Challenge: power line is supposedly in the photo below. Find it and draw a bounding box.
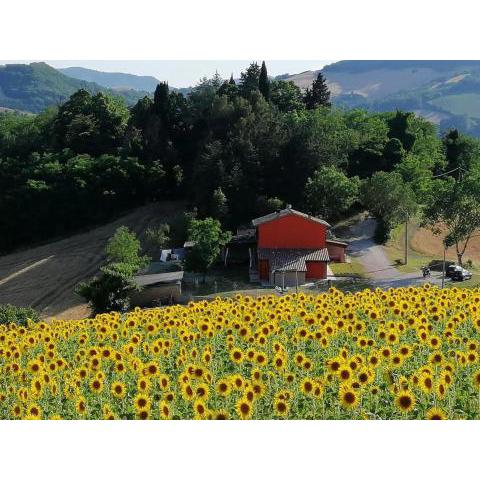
[432,166,468,179]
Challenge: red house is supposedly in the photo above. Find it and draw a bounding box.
[251,206,347,286]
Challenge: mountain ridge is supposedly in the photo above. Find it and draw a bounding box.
[0,62,149,113]
[59,66,161,92]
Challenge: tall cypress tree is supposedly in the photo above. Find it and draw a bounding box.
[153,82,170,117]
[304,72,331,109]
[259,61,270,100]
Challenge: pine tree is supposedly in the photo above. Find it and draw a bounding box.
[304,72,331,109]
[259,61,270,100]
[239,62,261,97]
[229,74,236,85]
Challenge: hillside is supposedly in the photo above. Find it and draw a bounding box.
[59,66,160,92]
[281,60,480,135]
[0,62,149,113]
[0,202,185,319]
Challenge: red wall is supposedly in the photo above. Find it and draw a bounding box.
[306,261,326,280]
[326,243,346,262]
[257,215,327,249]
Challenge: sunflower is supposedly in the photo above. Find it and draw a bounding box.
[426,407,447,420]
[134,393,151,412]
[215,379,232,397]
[111,381,126,399]
[418,372,434,394]
[159,401,172,420]
[195,383,210,399]
[255,352,268,366]
[193,399,209,419]
[230,374,245,390]
[300,377,315,395]
[136,409,150,420]
[274,398,290,417]
[339,384,359,409]
[229,348,243,364]
[75,396,87,415]
[213,409,229,420]
[11,403,23,418]
[394,391,416,413]
[337,366,352,382]
[103,404,116,420]
[181,383,195,401]
[236,398,253,420]
[163,391,175,403]
[436,382,447,400]
[137,376,151,392]
[89,378,104,394]
[25,403,42,420]
[472,370,480,390]
[27,359,42,374]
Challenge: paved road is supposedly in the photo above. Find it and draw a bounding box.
[342,217,445,288]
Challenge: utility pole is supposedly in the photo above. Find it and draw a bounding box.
[404,217,408,265]
[441,245,446,288]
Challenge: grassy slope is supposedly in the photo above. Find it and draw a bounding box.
[329,260,366,278]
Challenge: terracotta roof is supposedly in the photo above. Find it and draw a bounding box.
[251,207,330,228]
[258,248,330,271]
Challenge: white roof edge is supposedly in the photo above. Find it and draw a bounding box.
[252,208,331,228]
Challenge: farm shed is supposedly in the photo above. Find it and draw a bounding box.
[131,271,183,306]
[251,206,336,286]
[326,239,348,263]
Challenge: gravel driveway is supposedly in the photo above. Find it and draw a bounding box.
[342,217,444,288]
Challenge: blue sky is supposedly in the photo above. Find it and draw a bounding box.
[1,60,331,88]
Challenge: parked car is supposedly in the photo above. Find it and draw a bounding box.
[451,267,472,282]
[446,265,461,278]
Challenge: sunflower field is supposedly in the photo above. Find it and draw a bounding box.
[1,285,480,420]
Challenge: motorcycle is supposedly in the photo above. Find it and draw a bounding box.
[421,266,431,278]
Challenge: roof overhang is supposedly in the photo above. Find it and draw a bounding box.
[252,207,330,228]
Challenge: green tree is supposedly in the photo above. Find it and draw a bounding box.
[185,218,232,279]
[76,227,150,314]
[145,224,170,255]
[305,166,360,220]
[361,171,418,242]
[270,80,304,113]
[304,72,331,109]
[443,128,480,173]
[239,62,261,98]
[386,110,416,152]
[54,90,129,156]
[422,170,480,266]
[258,61,270,101]
[211,187,229,220]
[105,226,149,268]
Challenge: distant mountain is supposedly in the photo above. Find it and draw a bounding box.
[0,62,150,113]
[280,60,480,136]
[59,66,160,92]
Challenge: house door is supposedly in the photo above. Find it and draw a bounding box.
[259,260,269,280]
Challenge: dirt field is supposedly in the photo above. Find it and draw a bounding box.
[410,224,480,264]
[0,202,185,320]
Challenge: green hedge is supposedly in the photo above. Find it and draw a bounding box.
[0,304,40,326]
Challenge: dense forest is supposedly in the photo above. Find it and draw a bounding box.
[1,61,480,254]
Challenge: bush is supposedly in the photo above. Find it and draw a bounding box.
[374,217,393,244]
[0,304,40,326]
